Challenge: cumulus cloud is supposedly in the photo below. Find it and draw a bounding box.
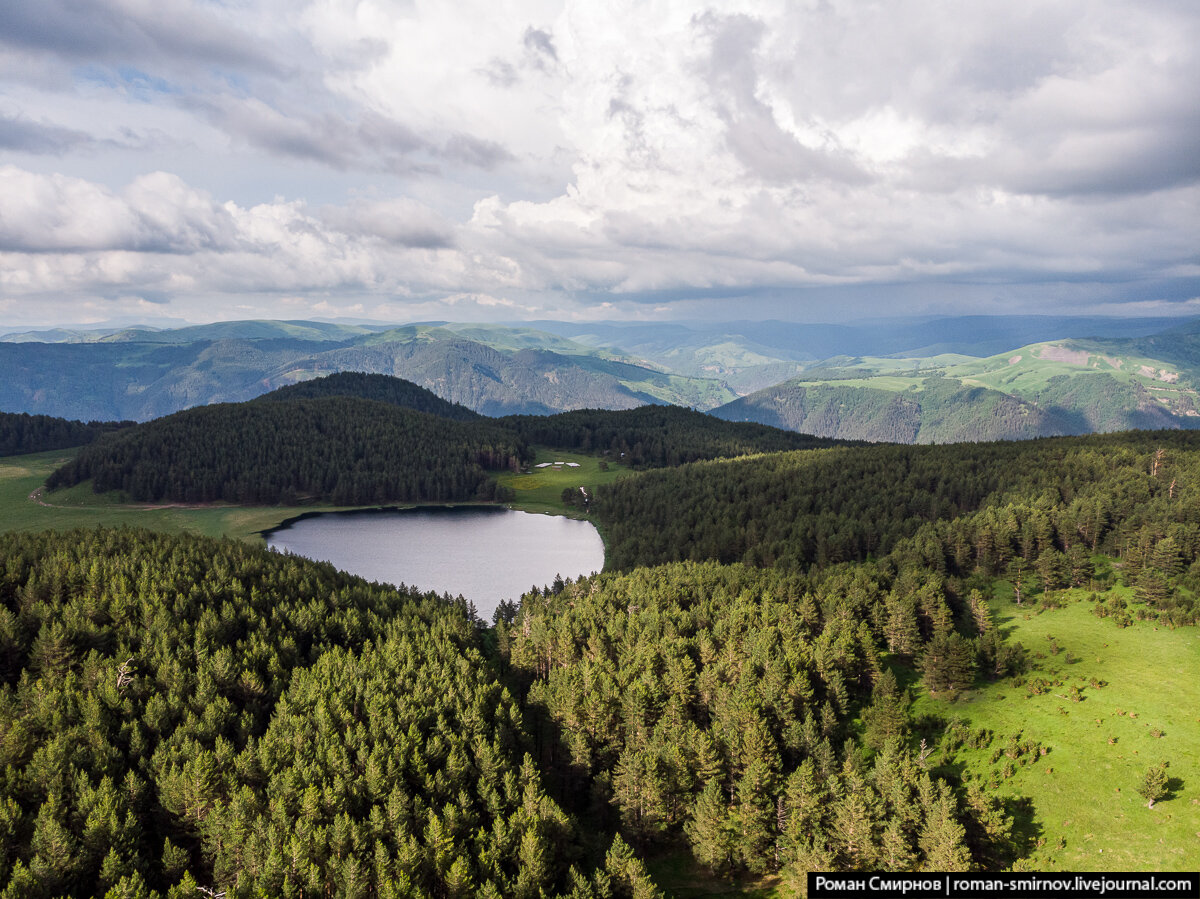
[0,0,1197,325]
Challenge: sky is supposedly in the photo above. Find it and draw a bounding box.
[1,0,1197,329]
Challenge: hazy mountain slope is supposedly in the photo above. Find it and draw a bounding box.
[534,315,1192,393]
[716,333,1200,442]
[6,316,1200,438]
[0,323,733,420]
[712,378,1078,443]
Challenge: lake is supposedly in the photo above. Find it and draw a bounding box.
[264,506,604,621]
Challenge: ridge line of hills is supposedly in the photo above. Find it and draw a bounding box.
[4,316,1200,446]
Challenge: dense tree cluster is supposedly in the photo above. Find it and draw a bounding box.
[503,561,1017,882]
[41,377,856,509]
[0,412,132,457]
[0,528,658,898]
[45,398,528,505]
[254,372,481,421]
[16,383,1200,888]
[502,405,846,468]
[594,432,1200,624]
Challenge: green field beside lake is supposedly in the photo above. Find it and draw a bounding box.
[0,449,406,543]
[496,447,631,516]
[1,446,619,543]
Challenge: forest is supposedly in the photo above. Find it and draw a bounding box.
[4,380,1200,893]
[593,430,1200,627]
[500,405,844,469]
[0,413,133,458]
[0,528,661,898]
[44,398,528,506]
[254,373,482,422]
[42,376,847,508]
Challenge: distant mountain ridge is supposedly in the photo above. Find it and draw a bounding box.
[714,332,1200,442]
[0,321,735,421]
[5,315,1200,444]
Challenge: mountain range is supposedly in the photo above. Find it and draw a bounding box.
[4,314,1200,443]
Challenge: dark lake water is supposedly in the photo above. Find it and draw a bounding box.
[264,507,604,621]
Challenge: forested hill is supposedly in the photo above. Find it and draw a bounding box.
[41,376,846,505]
[0,528,660,897]
[712,378,1079,443]
[502,404,849,468]
[594,430,1200,624]
[0,411,133,457]
[253,371,481,421]
[45,397,528,505]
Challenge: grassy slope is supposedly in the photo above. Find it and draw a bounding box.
[0,449,416,543]
[788,340,1200,417]
[495,447,631,516]
[952,340,1183,384]
[913,586,1200,872]
[2,446,619,544]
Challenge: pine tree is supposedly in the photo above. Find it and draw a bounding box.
[1138,763,1170,809]
[862,669,909,751]
[918,788,971,872]
[919,632,976,698]
[733,759,777,873]
[685,779,734,874]
[967,590,992,635]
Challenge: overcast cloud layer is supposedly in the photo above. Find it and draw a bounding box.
[1,0,1197,327]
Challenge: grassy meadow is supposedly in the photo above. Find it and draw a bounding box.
[0,449,394,543]
[1,445,621,544]
[913,585,1200,872]
[496,447,631,516]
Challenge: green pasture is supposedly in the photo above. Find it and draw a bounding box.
[0,449,377,544]
[1,446,622,544]
[914,586,1200,872]
[496,447,631,516]
[948,341,1196,397]
[794,375,926,392]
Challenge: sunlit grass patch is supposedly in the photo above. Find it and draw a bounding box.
[913,587,1200,871]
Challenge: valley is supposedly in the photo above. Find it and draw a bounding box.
[1,346,1199,895]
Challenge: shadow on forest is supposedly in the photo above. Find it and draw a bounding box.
[1004,796,1043,867]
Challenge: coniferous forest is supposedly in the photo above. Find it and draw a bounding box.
[43,378,846,507]
[45,398,528,506]
[4,374,1200,893]
[0,413,133,458]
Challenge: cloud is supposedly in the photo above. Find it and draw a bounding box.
[0,114,97,154]
[522,26,559,68]
[0,0,1196,326]
[319,198,456,249]
[0,167,237,253]
[0,0,279,74]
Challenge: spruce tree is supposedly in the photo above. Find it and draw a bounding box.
[685,779,734,874]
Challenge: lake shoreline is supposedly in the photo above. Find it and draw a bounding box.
[264,506,606,621]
